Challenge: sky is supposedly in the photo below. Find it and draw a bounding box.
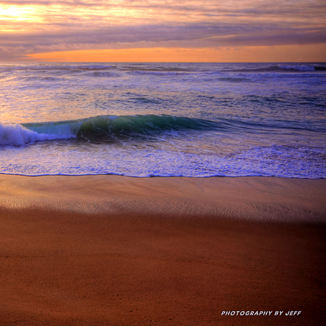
[0,0,325,62]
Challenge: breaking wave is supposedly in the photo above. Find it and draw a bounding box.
[1,113,324,147]
[0,115,218,146]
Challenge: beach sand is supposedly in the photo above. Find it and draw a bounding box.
[0,175,325,325]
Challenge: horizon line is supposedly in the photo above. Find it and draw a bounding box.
[1,61,326,64]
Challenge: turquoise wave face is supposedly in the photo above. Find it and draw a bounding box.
[74,115,218,140]
[20,115,219,143]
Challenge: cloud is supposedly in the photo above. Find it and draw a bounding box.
[0,0,325,60]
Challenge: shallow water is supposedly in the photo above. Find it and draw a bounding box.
[0,62,325,177]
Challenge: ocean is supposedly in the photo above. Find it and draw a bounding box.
[0,62,325,178]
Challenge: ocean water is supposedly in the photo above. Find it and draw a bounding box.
[0,62,325,178]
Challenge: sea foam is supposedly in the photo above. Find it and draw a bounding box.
[0,123,46,146]
[0,123,73,146]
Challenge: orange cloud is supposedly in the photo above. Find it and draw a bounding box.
[28,44,326,63]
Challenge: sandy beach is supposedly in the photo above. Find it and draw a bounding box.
[0,175,325,325]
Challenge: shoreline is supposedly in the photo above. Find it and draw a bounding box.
[0,175,325,325]
[1,172,325,178]
[1,172,325,182]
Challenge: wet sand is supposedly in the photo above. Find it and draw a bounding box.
[0,176,325,325]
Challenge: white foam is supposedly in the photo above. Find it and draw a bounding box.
[0,123,61,146]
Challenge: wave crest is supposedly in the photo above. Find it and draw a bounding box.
[0,115,217,146]
[2,113,321,147]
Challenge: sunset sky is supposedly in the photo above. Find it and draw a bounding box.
[0,0,325,62]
